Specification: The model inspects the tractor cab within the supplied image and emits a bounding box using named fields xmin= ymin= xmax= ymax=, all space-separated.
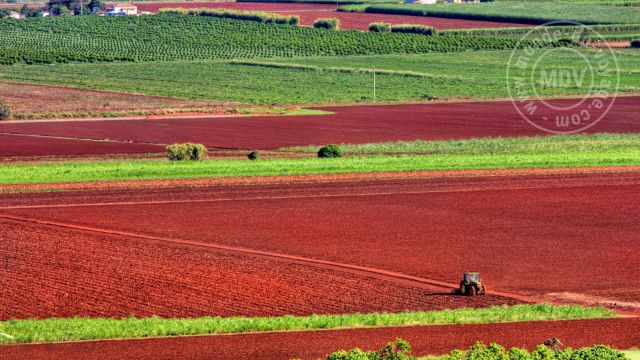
xmin=454 ymin=272 xmax=486 ymax=296
xmin=463 ymin=272 xmax=480 ymax=284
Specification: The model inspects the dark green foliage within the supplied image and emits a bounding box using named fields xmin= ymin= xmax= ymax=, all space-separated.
xmin=632 ymin=39 xmax=640 ymax=47
xmin=166 ymin=143 xmax=208 ymax=161
xmin=0 ymin=100 xmax=11 ymax=120
xmin=0 ymin=14 xmax=542 ymax=65
xmin=369 ymin=22 xmax=391 ymax=32
xmin=47 ymin=0 xmax=102 ymax=15
xmin=160 ymin=8 xmax=299 ymax=25
xmin=314 ymin=18 xmax=340 ymax=30
xmin=48 ymin=4 xmax=72 ymax=16
xmin=20 ymin=5 xmax=42 ymax=17
xmin=438 ymin=341 xmax=628 ymax=360
xmin=391 ymin=24 xmax=437 ymax=36
xmin=318 ymin=144 xmax=343 ymax=158
xmin=327 ymin=338 xmax=413 ymax=360
xmin=247 ymin=151 xmax=260 ymax=160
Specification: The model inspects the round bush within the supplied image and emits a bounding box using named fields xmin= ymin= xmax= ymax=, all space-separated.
xmin=166 ymin=142 xmax=208 ymax=161
xmin=247 ymin=150 xmax=259 ymax=160
xmin=318 ymin=144 xmax=343 ymax=158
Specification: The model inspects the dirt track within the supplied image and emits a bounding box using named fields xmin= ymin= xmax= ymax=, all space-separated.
xmin=2 ymin=318 xmax=639 ymax=360
xmin=2 ymin=97 xmax=639 ymax=157
xmin=2 ymin=171 xmax=639 ymax=304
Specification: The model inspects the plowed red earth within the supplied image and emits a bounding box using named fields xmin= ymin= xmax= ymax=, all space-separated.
xmin=0 ymin=134 xmax=163 ymax=158
xmin=275 ymin=10 xmax=530 ymax=30
xmin=2 ymin=97 xmax=638 ymax=157
xmin=3 ymin=318 xmax=639 ymax=360
xmin=0 ymin=219 xmax=515 ymax=320
xmin=2 ymin=171 xmax=639 ymax=303
xmin=131 ymin=1 xmax=336 ymax=12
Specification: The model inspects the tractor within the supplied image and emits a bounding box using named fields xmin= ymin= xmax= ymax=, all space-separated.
xmin=453 ymin=272 xmax=486 ymax=296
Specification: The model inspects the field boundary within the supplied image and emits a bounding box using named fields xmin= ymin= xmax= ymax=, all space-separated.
xmin=0 ymin=213 xmax=538 ymax=304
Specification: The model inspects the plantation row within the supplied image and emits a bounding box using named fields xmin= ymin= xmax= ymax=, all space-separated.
xmin=341 ymin=3 xmax=640 ymax=25
xmin=0 ymin=14 xmax=555 ymax=64
xmin=440 ymin=23 xmax=640 ymax=36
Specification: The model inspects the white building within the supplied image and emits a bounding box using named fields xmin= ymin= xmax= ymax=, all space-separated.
xmin=8 ymin=11 xmax=24 ymax=19
xmin=405 ymin=0 xmax=437 ymax=3
xmin=106 ymin=4 xmax=138 ymax=16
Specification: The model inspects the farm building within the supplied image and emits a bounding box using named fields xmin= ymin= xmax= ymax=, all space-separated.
xmin=106 ymin=3 xmax=138 ymax=16
xmin=8 ymin=11 xmax=24 ymax=19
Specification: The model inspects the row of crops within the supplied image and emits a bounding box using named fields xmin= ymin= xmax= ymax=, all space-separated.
xmin=342 ymin=3 xmax=640 ymax=25
xmin=0 ymin=14 xmax=560 ymax=65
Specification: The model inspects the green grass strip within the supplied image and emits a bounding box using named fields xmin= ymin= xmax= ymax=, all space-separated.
xmin=0 ymin=304 xmax=614 ymax=344
xmin=2 ymin=150 xmax=640 ymax=185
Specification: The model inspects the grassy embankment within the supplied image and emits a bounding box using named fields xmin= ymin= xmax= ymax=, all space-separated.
xmin=2 ymin=134 xmax=640 ymax=185
xmin=0 ymin=304 xmax=613 ymax=344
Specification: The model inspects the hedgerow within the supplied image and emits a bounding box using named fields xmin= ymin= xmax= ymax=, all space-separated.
xmin=0 ymin=14 xmax=556 ymax=64
xmin=369 ymin=22 xmax=391 ymax=32
xmin=159 ymin=7 xmax=300 ymax=25
xmin=391 ymin=24 xmax=437 ymax=36
xmin=314 ymin=18 xmax=340 ymax=30
xmin=441 ymin=23 xmax=640 ymax=37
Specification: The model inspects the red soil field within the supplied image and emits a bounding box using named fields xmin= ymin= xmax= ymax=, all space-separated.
xmin=0 ymin=134 xmax=163 ymax=159
xmin=3 ymin=318 xmax=639 ymax=360
xmin=131 ymin=1 xmax=336 ymax=12
xmin=275 ymin=10 xmax=531 ymax=30
xmin=1 ymin=97 xmax=639 ymax=157
xmin=131 ymin=1 xmax=530 ymax=30
xmin=0 ymin=218 xmax=515 ymax=320
xmin=2 ymin=172 xmax=639 ymax=303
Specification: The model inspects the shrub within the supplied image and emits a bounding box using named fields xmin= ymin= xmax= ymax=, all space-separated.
xmin=369 ymin=22 xmax=391 ymax=32
xmin=632 ymin=39 xmax=640 ymax=48
xmin=318 ymin=144 xmax=343 ymax=158
xmin=0 ymin=99 xmax=11 ymax=120
xmin=391 ymin=24 xmax=437 ymax=36
xmin=439 ymin=341 xmax=628 ymax=359
xmin=327 ymin=338 xmax=412 ymax=360
xmin=314 ymin=18 xmax=340 ymax=30
xmin=166 ymin=143 xmax=208 ymax=161
xmin=247 ymin=150 xmax=259 ymax=160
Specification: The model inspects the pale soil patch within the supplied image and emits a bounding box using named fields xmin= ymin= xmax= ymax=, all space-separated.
xmin=0 ymin=81 xmax=229 ymax=116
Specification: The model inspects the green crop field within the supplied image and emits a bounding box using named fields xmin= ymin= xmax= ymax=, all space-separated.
xmin=2 ymin=133 xmax=640 ymax=185
xmin=2 ymin=49 xmax=637 ymax=105
xmin=345 ymin=2 xmax=640 ymax=24
xmin=0 ymin=14 xmax=532 ymax=65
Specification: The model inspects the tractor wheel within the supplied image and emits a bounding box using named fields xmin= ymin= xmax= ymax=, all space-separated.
xmin=469 ymin=286 xmax=477 ymax=296
xmin=479 ymin=285 xmax=486 ymax=295
xmin=459 ymin=284 xmax=465 ymax=295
